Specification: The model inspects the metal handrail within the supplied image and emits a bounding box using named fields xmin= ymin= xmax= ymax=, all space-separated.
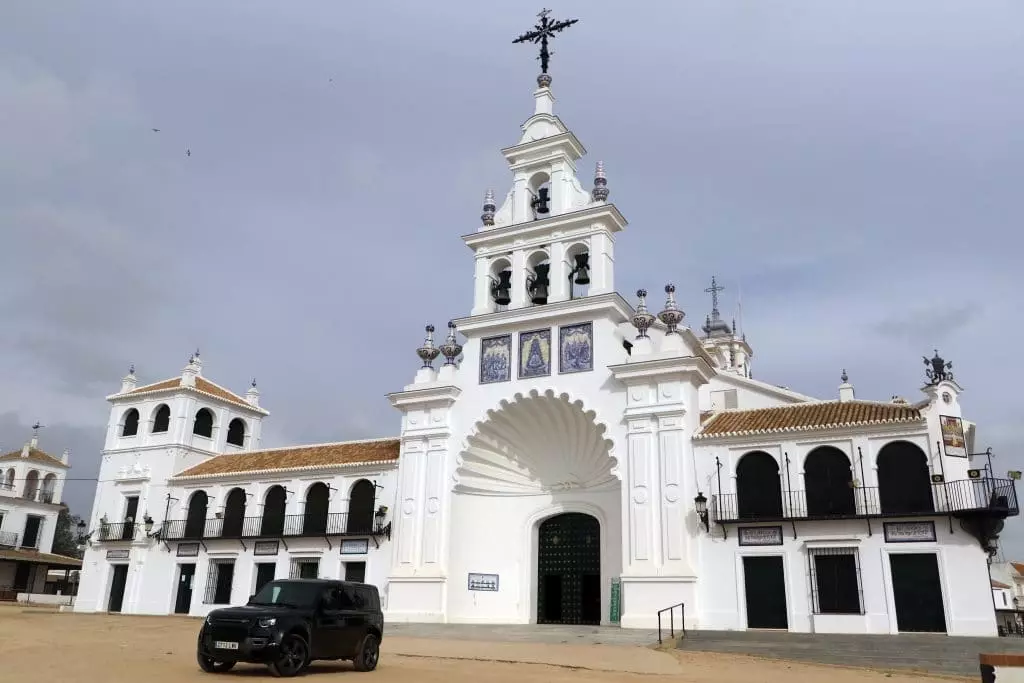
xmin=158 ymin=512 xmax=382 ymax=541
xmin=657 ymin=602 xmax=685 ymax=644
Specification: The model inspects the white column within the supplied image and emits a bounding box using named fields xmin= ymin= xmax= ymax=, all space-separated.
xmin=393 ymin=438 xmax=425 ymax=569
xmin=510 ymin=249 xmax=528 ymax=309
xmin=658 ymin=411 xmax=687 ymax=569
xmin=549 ymin=242 xmax=568 ymax=303
xmin=472 ymin=256 xmax=491 ymax=315
xmin=624 ymin=418 xmax=657 ymax=572
xmin=589 ymin=232 xmax=614 ymax=295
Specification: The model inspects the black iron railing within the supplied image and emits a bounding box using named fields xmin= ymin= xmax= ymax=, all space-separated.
xmin=0 ymin=531 xmax=18 ymax=548
xmin=712 ymin=478 xmax=1018 ymax=524
xmin=20 ymin=489 xmax=56 ymax=504
xmin=159 ymin=512 xmax=383 ymax=541
xmin=657 ymin=602 xmax=685 ymax=644
xmin=95 ymin=522 xmax=137 ymax=542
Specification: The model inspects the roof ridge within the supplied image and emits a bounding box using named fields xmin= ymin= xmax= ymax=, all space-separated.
xmin=195 ymin=376 xmax=247 ymax=401
xmin=710 ymin=398 xmax=917 ymax=415
xmin=215 ymin=436 xmax=400 ymax=457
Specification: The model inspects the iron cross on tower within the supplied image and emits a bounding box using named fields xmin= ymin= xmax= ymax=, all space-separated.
xmin=513 ymin=8 xmax=579 ymax=78
xmin=705 ymin=276 xmax=725 ymax=317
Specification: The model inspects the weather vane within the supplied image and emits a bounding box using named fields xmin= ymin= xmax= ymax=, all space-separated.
xmin=513 ymin=8 xmax=579 ymax=81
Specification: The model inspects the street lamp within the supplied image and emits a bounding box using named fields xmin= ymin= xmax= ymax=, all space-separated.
xmin=694 ymin=492 xmax=709 ymax=532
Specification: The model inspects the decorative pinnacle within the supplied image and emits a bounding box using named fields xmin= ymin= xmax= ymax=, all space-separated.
xmin=841 ymin=368 xmax=849 ymax=383
xmin=592 ymin=161 xmax=609 ymax=202
xmin=128 ymin=363 xmax=135 ymax=375
xmin=481 ymin=189 xmax=496 ymax=226
xmin=250 ymin=377 xmax=258 ymax=389
xmin=657 ymin=283 xmax=685 ymax=335
xmin=631 ymin=288 xmax=656 ymax=339
xmin=416 ymin=324 xmax=441 ymax=369
xmin=513 ymin=8 xmax=579 ymax=84
xmin=440 ymin=320 xmax=464 ymax=366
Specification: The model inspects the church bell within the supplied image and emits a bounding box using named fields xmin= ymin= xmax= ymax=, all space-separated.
xmin=528 ymin=263 xmax=550 ymax=305
xmin=491 ymin=270 xmax=512 ymax=306
xmin=531 ymin=187 xmax=551 ymax=217
xmin=572 ymin=252 xmax=590 ymax=285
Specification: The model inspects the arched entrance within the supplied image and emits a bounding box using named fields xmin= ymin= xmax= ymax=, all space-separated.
xmin=537 ymin=512 xmax=601 ymax=625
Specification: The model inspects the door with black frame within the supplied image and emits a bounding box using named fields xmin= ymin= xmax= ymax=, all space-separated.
xmin=254 ymin=563 xmax=276 ymax=595
xmin=108 ymin=564 xmax=129 ymax=613
xmin=742 ymin=555 xmax=788 ymax=629
xmin=22 ymin=515 xmax=42 ymax=549
xmin=889 ymin=553 xmax=947 ymax=633
xmin=174 ymin=564 xmax=196 ymax=614
xmin=537 ymin=513 xmax=601 ymax=625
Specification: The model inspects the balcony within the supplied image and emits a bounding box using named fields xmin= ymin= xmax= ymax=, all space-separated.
xmin=93 ymin=522 xmax=138 ymax=542
xmin=20 ymin=489 xmax=56 ymax=504
xmin=712 ymin=478 xmax=1019 ymax=524
xmin=160 ymin=512 xmax=386 ymax=542
xmin=0 ymin=531 xmax=18 ymax=548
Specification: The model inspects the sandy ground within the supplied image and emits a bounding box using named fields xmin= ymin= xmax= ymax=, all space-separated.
xmin=0 ymin=607 xmax=969 ymax=682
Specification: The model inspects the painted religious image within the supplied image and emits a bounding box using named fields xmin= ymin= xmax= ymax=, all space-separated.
xmin=940 ymin=415 xmax=968 ymax=458
xmin=559 ymin=322 xmax=593 ymax=374
xmin=519 ymin=329 xmax=551 ymax=378
xmin=480 ymin=334 xmax=512 ymax=384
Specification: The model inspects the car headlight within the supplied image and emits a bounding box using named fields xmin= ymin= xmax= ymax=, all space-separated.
xmin=257 ymin=617 xmax=277 ymax=628
xmin=204 ymin=615 xmax=213 ymax=626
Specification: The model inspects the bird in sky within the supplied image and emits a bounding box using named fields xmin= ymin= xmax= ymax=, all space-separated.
xmin=185 ymin=148 xmax=191 ymax=157
xmin=151 ymin=128 xmax=160 ymax=132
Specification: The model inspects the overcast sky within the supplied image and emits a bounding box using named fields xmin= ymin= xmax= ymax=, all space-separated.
xmin=1 ymin=1 xmax=1022 ymax=553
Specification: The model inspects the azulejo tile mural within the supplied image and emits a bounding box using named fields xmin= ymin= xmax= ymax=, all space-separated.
xmin=559 ymin=322 xmax=593 ymax=374
xmin=480 ymin=334 xmax=512 ymax=384
xmin=519 ymin=328 xmax=552 ymax=379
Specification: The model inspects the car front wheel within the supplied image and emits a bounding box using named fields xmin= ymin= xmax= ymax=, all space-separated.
xmin=267 ymin=633 xmax=309 ymax=678
xmin=353 ymin=633 xmax=380 ymax=672
xmin=196 ymin=652 xmax=236 ymax=673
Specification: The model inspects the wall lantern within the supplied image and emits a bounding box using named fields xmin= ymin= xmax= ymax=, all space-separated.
xmin=694 ymin=492 xmax=709 ymax=532
xmin=143 ymin=514 xmax=155 ymax=536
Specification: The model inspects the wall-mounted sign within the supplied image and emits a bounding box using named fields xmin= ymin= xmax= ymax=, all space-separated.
xmin=738 ymin=526 xmax=783 ymax=546
xmin=884 ymin=521 xmax=937 ymax=543
xmin=340 ymin=539 xmax=369 ymax=555
xmin=940 ymin=415 xmax=967 ymax=458
xmin=105 ymin=549 xmax=130 ymax=561
xmin=468 ymin=573 xmax=499 ymax=592
xmin=176 ymin=542 xmax=200 ymax=557
xmin=968 ymin=469 xmax=982 ymax=479
xmin=931 ymin=474 xmax=945 ymax=483
xmin=253 ymin=541 xmax=279 ymax=556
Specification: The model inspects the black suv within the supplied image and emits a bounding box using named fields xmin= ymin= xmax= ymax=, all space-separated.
xmin=197 ymin=578 xmax=383 ymax=677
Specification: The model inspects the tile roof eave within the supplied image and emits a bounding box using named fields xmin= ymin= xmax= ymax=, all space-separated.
xmin=169 ymin=457 xmax=400 ymax=482
xmin=106 ymin=384 xmax=269 ymax=415
xmin=693 ymin=416 xmax=927 ymax=441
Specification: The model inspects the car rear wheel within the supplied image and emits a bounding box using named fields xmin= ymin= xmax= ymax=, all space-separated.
xmin=353 ymin=633 xmax=380 ymax=672
xmin=197 ymin=652 xmax=236 ymax=673
xmin=268 ymin=633 xmax=309 ymax=678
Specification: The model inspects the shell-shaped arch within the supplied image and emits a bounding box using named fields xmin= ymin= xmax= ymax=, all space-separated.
xmin=455 ymin=388 xmax=618 ymax=496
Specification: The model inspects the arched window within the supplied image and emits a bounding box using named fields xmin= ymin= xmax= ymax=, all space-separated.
xmin=804 ymin=446 xmax=855 ymax=517
xmin=222 ymin=488 xmax=247 ymax=537
xmin=226 ymin=418 xmax=246 ymax=447
xmin=346 ymin=479 xmax=375 ymax=534
xmin=121 ymin=409 xmax=140 ymax=437
xmin=878 ymin=441 xmax=934 ymax=515
xmin=184 ymin=490 xmax=209 ymax=539
xmin=41 ymin=474 xmax=57 ymax=503
xmin=736 ymin=451 xmax=783 ymax=519
xmin=3 ymin=468 xmax=14 ymax=491
xmin=261 ymin=485 xmax=287 ymax=537
xmin=192 ymin=408 xmax=214 ymax=438
xmin=152 ymin=404 xmax=171 ymax=433
xmin=303 ymin=483 xmax=330 ymax=535
xmin=23 ymin=470 xmax=39 ymax=501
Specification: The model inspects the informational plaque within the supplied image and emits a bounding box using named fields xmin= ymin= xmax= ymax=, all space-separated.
xmin=105 ymin=549 xmax=130 ymax=560
xmin=340 ymin=539 xmax=369 ymax=555
xmin=940 ymin=415 xmax=967 ymax=458
xmin=738 ymin=526 xmax=783 ymax=546
xmin=883 ymin=521 xmax=936 ymax=543
xmin=253 ymin=541 xmax=279 ymax=556
xmin=467 ymin=573 xmax=499 ymax=591
xmin=176 ymin=542 xmax=200 ymax=557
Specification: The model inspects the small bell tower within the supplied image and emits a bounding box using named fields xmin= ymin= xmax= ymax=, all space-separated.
xmin=468 ymin=10 xmax=626 ymax=316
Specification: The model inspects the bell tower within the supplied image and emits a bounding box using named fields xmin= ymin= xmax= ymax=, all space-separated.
xmin=468 ymin=11 xmax=625 ymax=316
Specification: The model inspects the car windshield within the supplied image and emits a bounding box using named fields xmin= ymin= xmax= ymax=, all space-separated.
xmin=248 ymin=581 xmax=322 ymax=608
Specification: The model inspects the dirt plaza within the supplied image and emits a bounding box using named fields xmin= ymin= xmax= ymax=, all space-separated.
xmin=0 ymin=607 xmax=970 ymax=682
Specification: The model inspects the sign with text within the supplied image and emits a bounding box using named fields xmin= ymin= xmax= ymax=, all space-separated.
xmin=340 ymin=539 xmax=369 ymax=555
xmin=105 ymin=549 xmax=130 ymax=561
xmin=176 ymin=542 xmax=200 ymax=557
xmin=738 ymin=526 xmax=783 ymax=546
xmin=884 ymin=521 xmax=937 ymax=543
xmin=940 ymin=415 xmax=967 ymax=458
xmin=467 ymin=573 xmax=499 ymax=592
xmin=253 ymin=541 xmax=279 ymax=556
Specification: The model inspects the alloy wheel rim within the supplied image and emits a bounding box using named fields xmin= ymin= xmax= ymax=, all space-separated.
xmin=366 ymin=641 xmax=378 ymax=666
xmin=281 ymin=639 xmax=305 ymax=672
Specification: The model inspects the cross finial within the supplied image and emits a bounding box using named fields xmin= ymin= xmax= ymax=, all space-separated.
xmin=31 ymin=421 xmax=44 ymax=436
xmin=704 ymin=276 xmax=725 ymax=317
xmin=513 ymin=8 xmax=579 ymax=83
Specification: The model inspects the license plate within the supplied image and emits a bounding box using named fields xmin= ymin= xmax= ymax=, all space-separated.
xmin=214 ymin=641 xmax=239 ymax=650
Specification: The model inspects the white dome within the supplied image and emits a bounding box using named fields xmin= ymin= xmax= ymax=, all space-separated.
xmin=455 ymin=389 xmax=618 ymax=496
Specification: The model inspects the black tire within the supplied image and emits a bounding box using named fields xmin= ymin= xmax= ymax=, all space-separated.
xmin=267 ymin=633 xmax=309 ymax=678
xmin=196 ymin=652 xmax=236 ymax=673
xmin=352 ymin=633 xmax=380 ymax=672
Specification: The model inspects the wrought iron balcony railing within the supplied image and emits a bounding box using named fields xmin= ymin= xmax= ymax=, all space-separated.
xmin=0 ymin=531 xmax=18 ymax=548
xmin=712 ymin=478 xmax=1019 ymax=524
xmin=94 ymin=521 xmax=138 ymax=542
xmin=159 ymin=512 xmax=385 ymax=541
xmin=20 ymin=489 xmax=56 ymax=504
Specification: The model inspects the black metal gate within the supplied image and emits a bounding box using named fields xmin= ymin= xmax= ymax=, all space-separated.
xmin=890 ymin=553 xmax=947 ymax=633
xmin=537 ymin=513 xmax=601 ymax=625
xmin=743 ymin=555 xmax=788 ymax=629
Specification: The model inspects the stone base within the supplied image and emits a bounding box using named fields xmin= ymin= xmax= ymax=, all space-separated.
xmin=384 ymin=575 xmax=447 ymax=623
xmin=618 ymin=576 xmax=697 ymax=630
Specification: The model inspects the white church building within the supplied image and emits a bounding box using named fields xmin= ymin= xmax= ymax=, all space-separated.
xmin=75 ymin=28 xmax=1017 ymax=637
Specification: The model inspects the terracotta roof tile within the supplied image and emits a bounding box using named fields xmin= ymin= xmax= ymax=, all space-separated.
xmin=1012 ymin=562 xmax=1024 ymax=576
xmin=0 ymin=548 xmax=81 ymax=568
xmin=993 ymin=580 xmax=1013 ymax=589
xmin=172 ymin=438 xmax=400 ymax=479
xmin=120 ymin=375 xmax=265 ymax=414
xmin=0 ymin=447 xmax=68 ymax=469
xmin=694 ymin=400 xmax=923 ymax=439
